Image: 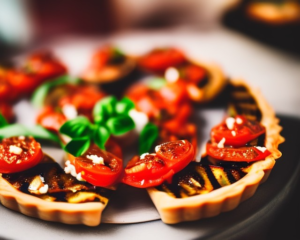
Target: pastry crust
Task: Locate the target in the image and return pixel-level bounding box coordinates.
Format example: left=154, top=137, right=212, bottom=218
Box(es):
left=147, top=79, right=284, bottom=224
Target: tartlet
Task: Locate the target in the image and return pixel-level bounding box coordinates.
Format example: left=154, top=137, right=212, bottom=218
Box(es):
left=147, top=79, right=284, bottom=224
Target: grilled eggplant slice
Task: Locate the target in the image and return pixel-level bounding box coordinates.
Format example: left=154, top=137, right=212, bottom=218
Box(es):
left=147, top=79, right=284, bottom=224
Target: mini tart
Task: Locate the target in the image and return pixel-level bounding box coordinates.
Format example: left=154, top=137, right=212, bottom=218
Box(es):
left=147, top=79, right=284, bottom=224
left=184, top=59, right=227, bottom=103
left=0, top=154, right=114, bottom=226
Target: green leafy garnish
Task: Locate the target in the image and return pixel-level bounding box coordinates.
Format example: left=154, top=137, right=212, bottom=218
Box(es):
left=60, top=96, right=136, bottom=157
left=138, top=123, right=159, bottom=155
left=0, top=124, right=60, bottom=144
left=0, top=113, right=8, bottom=128
left=31, top=75, right=80, bottom=108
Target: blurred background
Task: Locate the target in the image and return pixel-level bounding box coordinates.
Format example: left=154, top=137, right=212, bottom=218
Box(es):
left=0, top=0, right=300, bottom=239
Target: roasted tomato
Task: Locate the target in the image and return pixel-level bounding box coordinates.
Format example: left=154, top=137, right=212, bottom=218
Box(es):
left=24, top=51, right=67, bottom=81
left=0, top=136, right=43, bottom=173
left=36, top=106, right=67, bottom=132
left=211, top=115, right=266, bottom=147
left=126, top=80, right=190, bottom=125
left=206, top=142, right=271, bottom=162
left=180, top=64, right=207, bottom=85
left=70, top=143, right=123, bottom=187
left=138, top=47, right=186, bottom=73
left=122, top=140, right=195, bottom=188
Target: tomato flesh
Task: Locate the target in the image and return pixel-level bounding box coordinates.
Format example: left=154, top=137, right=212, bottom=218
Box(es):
left=72, top=144, right=123, bottom=187
left=0, top=136, right=43, bottom=173
left=122, top=140, right=195, bottom=188
left=206, top=142, right=271, bottom=162
left=138, top=48, right=186, bottom=73
left=211, top=115, right=266, bottom=147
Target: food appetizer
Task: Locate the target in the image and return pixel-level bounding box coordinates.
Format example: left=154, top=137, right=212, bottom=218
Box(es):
left=0, top=46, right=283, bottom=227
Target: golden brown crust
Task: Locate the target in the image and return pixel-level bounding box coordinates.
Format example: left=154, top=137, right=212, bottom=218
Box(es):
left=147, top=79, right=284, bottom=224
left=0, top=172, right=107, bottom=226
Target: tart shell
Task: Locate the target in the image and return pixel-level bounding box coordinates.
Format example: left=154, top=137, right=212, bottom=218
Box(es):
left=147, top=79, right=284, bottom=224
left=0, top=175, right=106, bottom=226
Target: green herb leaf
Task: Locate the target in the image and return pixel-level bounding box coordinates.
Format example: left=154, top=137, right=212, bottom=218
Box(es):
left=93, top=96, right=117, bottom=124
left=0, top=124, right=60, bottom=144
left=93, top=126, right=110, bottom=150
left=0, top=113, right=8, bottom=128
left=147, top=78, right=167, bottom=90
left=116, top=97, right=135, bottom=115
left=106, top=115, right=135, bottom=135
left=59, top=117, right=93, bottom=138
left=139, top=123, right=159, bottom=155
left=64, top=138, right=91, bottom=157
left=31, top=75, right=80, bottom=108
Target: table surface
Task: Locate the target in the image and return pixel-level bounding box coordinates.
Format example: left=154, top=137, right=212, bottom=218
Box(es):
left=1, top=24, right=300, bottom=240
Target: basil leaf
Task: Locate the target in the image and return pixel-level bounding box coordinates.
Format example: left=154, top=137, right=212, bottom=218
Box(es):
left=93, top=126, right=110, bottom=150
left=106, top=115, right=135, bottom=135
left=93, top=96, right=117, bottom=123
left=59, top=117, right=92, bottom=138
left=64, top=138, right=91, bottom=157
left=116, top=97, right=135, bottom=115
left=31, top=75, right=80, bottom=108
left=139, top=123, right=159, bottom=155
left=0, top=113, right=8, bottom=128
left=0, top=124, right=60, bottom=144
left=147, top=78, right=167, bottom=90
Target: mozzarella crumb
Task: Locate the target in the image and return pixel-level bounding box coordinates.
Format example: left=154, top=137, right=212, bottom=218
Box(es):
left=40, top=175, right=45, bottom=183
left=236, top=117, right=243, bottom=124
left=255, top=146, right=267, bottom=153
left=140, top=153, right=149, bottom=159
left=141, top=179, right=145, bottom=185
left=217, top=137, right=226, bottom=148
left=87, top=155, right=104, bottom=165
left=62, top=104, right=78, bottom=120
left=18, top=136, right=25, bottom=140
left=231, top=131, right=236, bottom=136
left=165, top=67, right=179, bottom=83
left=155, top=144, right=161, bottom=152
left=64, top=160, right=86, bottom=182
left=39, top=184, right=49, bottom=194
left=9, top=145, right=23, bottom=155
left=129, top=109, right=149, bottom=133
left=225, top=117, right=235, bottom=130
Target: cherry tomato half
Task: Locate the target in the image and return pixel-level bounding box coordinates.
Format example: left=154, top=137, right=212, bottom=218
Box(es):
left=211, top=115, right=266, bottom=147
left=138, top=48, right=186, bottom=73
left=206, top=142, right=271, bottom=162
left=0, top=136, right=43, bottom=173
left=72, top=144, right=123, bottom=187
left=36, top=106, right=67, bottom=132
left=122, top=140, right=195, bottom=188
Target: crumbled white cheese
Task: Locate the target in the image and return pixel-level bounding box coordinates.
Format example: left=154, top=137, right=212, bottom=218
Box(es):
left=39, top=175, right=45, bottom=183
left=255, top=146, right=267, bottom=153
left=87, top=155, right=104, bottom=165
left=165, top=67, right=179, bottom=83
left=64, top=160, right=86, bottom=182
left=62, top=104, right=78, bottom=120
left=9, top=145, right=23, bottom=155
left=140, top=153, right=149, bottom=159
left=225, top=117, right=235, bottom=130
left=39, top=184, right=49, bottom=194
left=140, top=179, right=145, bottom=186
left=18, top=136, right=25, bottom=140
left=236, top=117, right=243, bottom=124
left=129, top=109, right=149, bottom=133
left=155, top=144, right=161, bottom=153
left=217, top=137, right=226, bottom=148
left=231, top=131, right=236, bottom=136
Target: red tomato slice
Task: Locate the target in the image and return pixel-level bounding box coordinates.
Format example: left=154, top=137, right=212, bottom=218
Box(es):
left=72, top=144, right=123, bottom=187
left=211, top=115, right=266, bottom=147
left=36, top=106, right=67, bottom=132
left=180, top=64, right=207, bottom=84
left=138, top=48, right=186, bottom=73
left=0, top=136, right=43, bottom=173
left=0, top=102, right=15, bottom=123
left=206, top=142, right=271, bottom=162
left=122, top=140, right=195, bottom=188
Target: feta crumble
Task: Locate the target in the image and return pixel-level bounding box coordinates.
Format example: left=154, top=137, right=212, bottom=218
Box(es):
left=87, top=155, right=104, bottom=165
left=217, top=137, right=226, bottom=148
left=9, top=145, right=23, bottom=155
left=225, top=117, right=235, bottom=130
left=255, top=146, right=267, bottom=153
left=165, top=67, right=179, bottom=83
left=64, top=160, right=86, bottom=182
